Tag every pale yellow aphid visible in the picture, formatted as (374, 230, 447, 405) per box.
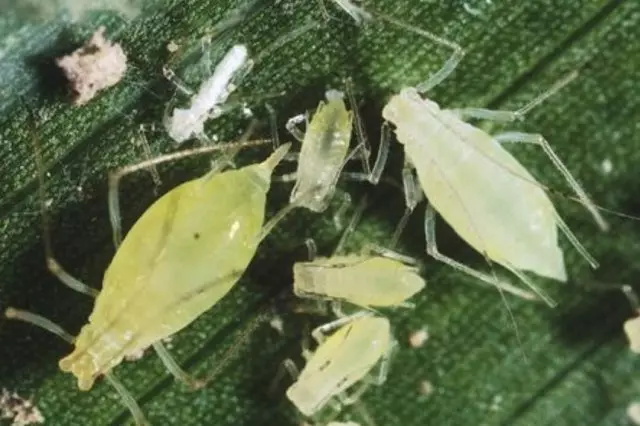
(281, 84, 387, 213)
(5, 125, 294, 425)
(373, 12, 606, 305)
(293, 198, 424, 310)
(284, 312, 395, 419)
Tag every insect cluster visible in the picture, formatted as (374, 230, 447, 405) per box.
(1, 1, 632, 425)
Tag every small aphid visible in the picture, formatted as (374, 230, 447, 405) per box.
(6, 120, 296, 425)
(56, 26, 127, 106)
(374, 12, 606, 305)
(281, 84, 388, 213)
(292, 198, 424, 310)
(284, 312, 395, 419)
(164, 44, 251, 143)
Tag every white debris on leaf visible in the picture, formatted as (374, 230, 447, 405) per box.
(624, 315, 640, 353)
(409, 327, 429, 348)
(418, 380, 434, 397)
(628, 402, 640, 425)
(56, 26, 127, 106)
(601, 158, 613, 174)
(0, 389, 45, 426)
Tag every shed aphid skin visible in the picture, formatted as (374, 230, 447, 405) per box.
(279, 81, 389, 213)
(5, 117, 297, 424)
(283, 311, 395, 421)
(622, 285, 640, 354)
(293, 197, 424, 311)
(163, 19, 319, 144)
(373, 12, 606, 305)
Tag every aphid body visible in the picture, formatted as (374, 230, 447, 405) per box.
(59, 144, 289, 390)
(165, 44, 249, 143)
(288, 90, 353, 212)
(293, 255, 424, 308)
(287, 315, 392, 417)
(384, 89, 567, 281)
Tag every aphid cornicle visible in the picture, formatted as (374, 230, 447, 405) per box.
(284, 312, 395, 419)
(362, 11, 607, 304)
(280, 83, 388, 213)
(6, 124, 295, 424)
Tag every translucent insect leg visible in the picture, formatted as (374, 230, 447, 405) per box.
(367, 12, 464, 93)
(423, 204, 539, 302)
(623, 285, 640, 312)
(29, 111, 99, 298)
(332, 193, 353, 231)
(305, 238, 318, 260)
(553, 212, 599, 269)
(5, 308, 149, 425)
(344, 78, 373, 176)
(285, 112, 309, 142)
(136, 125, 162, 188)
(162, 65, 194, 96)
(152, 342, 206, 390)
(333, 195, 367, 255)
(310, 311, 370, 345)
(492, 131, 608, 232)
(108, 138, 271, 247)
(269, 358, 300, 395)
(390, 159, 424, 248)
(341, 121, 391, 185)
(321, 0, 372, 23)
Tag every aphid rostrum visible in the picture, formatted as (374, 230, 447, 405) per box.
(5, 123, 297, 424)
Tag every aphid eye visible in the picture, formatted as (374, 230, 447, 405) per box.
(193, 232, 200, 240)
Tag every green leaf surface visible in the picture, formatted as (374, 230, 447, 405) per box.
(0, 0, 639, 425)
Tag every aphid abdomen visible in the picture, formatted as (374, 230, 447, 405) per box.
(294, 256, 424, 307)
(287, 316, 390, 416)
(384, 88, 566, 280)
(291, 98, 352, 211)
(60, 150, 284, 390)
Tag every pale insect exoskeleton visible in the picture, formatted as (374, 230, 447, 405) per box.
(4, 116, 300, 425)
(293, 197, 425, 313)
(277, 80, 389, 215)
(163, 17, 320, 144)
(622, 285, 640, 353)
(281, 311, 395, 424)
(365, 12, 608, 305)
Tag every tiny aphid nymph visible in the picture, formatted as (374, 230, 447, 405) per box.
(285, 313, 395, 418)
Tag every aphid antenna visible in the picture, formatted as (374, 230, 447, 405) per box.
(4, 308, 148, 425)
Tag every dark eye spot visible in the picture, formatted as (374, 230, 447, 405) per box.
(193, 232, 200, 240)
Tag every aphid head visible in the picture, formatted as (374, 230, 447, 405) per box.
(381, 88, 426, 143)
(292, 262, 326, 298)
(286, 378, 333, 418)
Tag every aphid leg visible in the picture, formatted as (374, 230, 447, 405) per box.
(108, 138, 271, 246)
(332, 193, 353, 231)
(29, 111, 99, 298)
(390, 159, 423, 248)
(285, 112, 308, 142)
(326, 0, 373, 23)
(162, 65, 194, 96)
(344, 78, 372, 176)
(269, 359, 300, 395)
(492, 131, 608, 232)
(340, 119, 391, 186)
(152, 342, 206, 390)
(333, 195, 367, 254)
(423, 204, 540, 302)
(5, 308, 148, 425)
(552, 212, 599, 269)
(136, 125, 162, 188)
(369, 12, 464, 93)
(623, 285, 640, 312)
(104, 372, 150, 426)
(305, 238, 318, 260)
(266, 102, 299, 162)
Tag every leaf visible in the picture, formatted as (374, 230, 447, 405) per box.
(0, 0, 639, 425)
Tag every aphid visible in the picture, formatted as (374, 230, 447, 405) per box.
(292, 198, 424, 310)
(622, 285, 640, 353)
(164, 19, 318, 144)
(373, 12, 607, 304)
(5, 119, 296, 424)
(284, 312, 395, 420)
(279, 83, 388, 213)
